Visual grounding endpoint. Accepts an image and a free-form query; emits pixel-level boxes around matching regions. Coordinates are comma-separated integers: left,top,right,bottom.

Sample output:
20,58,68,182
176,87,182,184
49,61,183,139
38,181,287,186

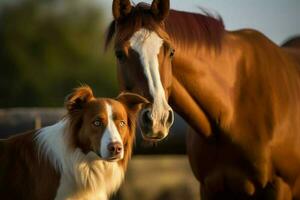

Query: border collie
0,86,148,200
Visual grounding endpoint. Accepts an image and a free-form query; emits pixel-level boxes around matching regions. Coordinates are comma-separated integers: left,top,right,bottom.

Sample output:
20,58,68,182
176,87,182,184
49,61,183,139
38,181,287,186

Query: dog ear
65,86,94,113
116,92,149,114
112,0,132,21
151,0,170,21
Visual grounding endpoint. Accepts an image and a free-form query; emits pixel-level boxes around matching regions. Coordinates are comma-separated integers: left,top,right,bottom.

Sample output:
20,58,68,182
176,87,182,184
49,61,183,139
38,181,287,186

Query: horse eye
119,120,126,127
170,48,175,58
93,120,103,127
115,50,126,62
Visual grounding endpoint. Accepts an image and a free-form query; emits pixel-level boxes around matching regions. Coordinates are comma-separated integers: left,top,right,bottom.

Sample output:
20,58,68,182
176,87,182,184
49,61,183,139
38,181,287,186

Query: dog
0,86,148,200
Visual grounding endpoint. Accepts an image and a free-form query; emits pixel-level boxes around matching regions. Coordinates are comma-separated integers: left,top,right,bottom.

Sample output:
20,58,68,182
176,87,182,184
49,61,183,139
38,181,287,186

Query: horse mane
105,3,225,51
165,9,225,50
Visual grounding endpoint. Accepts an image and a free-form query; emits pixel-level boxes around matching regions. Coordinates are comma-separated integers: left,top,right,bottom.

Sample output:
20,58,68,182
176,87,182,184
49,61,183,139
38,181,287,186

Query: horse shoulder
221,29,269,73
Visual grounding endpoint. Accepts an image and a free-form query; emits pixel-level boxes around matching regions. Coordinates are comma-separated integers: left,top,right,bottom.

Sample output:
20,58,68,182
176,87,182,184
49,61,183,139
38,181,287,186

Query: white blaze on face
129,28,171,122
100,103,124,159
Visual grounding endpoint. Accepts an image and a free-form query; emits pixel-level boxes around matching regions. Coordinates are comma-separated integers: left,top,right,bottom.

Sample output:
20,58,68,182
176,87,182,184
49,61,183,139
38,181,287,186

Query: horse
105,0,300,199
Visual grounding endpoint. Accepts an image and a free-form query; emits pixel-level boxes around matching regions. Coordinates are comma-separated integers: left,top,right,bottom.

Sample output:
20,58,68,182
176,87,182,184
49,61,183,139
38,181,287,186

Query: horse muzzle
139,105,174,141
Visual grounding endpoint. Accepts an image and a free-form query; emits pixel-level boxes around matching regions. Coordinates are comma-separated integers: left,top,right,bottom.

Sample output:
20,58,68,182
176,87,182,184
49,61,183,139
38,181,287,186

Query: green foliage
0,0,117,107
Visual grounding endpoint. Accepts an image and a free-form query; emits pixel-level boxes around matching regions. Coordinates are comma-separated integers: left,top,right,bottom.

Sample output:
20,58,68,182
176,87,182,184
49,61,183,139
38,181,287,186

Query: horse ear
112,0,132,21
116,92,149,113
151,0,170,21
65,86,94,113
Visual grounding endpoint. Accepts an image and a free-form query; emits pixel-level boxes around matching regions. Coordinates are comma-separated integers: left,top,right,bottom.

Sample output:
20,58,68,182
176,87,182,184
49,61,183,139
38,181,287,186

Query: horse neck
169,36,239,137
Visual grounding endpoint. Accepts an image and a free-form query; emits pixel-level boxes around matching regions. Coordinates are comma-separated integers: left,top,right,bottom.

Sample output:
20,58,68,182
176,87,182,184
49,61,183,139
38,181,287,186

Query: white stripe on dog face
100,103,124,159
129,28,171,119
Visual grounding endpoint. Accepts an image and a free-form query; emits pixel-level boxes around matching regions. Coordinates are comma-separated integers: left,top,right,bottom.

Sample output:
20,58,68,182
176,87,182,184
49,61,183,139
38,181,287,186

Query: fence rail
0,108,188,155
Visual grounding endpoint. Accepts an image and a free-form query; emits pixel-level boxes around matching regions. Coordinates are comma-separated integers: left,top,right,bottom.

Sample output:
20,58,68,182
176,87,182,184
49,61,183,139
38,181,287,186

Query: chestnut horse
105,0,300,199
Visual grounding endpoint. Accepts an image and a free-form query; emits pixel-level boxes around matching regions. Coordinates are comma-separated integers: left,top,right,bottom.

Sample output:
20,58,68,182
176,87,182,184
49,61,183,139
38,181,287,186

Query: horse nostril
142,110,153,125
166,109,174,126
107,142,122,155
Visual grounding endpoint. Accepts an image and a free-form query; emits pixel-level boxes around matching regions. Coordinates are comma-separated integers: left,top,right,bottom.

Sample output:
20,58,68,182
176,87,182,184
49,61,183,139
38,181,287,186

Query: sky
99,0,300,45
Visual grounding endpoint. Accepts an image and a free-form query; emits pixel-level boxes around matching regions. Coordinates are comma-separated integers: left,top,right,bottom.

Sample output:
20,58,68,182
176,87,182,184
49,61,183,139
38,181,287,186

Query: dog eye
119,120,126,127
93,120,103,127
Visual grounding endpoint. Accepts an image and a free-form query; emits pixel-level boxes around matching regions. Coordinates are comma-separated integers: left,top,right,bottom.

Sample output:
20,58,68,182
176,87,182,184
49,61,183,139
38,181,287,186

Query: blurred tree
0,0,117,107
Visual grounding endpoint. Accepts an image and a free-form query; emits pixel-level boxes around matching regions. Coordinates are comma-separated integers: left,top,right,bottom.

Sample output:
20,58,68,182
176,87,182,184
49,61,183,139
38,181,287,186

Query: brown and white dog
0,86,148,200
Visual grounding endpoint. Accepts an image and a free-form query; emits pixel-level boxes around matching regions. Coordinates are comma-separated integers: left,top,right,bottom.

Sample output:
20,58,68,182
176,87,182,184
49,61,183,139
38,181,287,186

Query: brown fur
107,1,300,199
0,131,60,200
282,36,300,48
281,36,300,64
106,3,224,50
66,87,148,170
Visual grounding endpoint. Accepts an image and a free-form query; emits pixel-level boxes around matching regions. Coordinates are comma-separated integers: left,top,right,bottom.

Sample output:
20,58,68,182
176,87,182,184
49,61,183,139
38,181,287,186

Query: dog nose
107,142,122,155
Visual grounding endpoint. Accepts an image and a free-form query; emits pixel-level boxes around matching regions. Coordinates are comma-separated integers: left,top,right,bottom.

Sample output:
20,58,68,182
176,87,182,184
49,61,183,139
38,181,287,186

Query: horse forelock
105,3,168,50
105,3,225,51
